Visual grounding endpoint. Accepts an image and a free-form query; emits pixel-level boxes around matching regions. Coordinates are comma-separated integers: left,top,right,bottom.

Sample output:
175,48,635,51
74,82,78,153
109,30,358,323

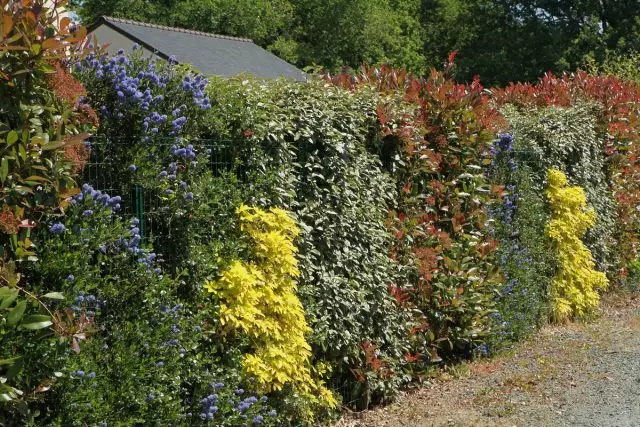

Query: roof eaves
102,16,254,43
89,16,170,61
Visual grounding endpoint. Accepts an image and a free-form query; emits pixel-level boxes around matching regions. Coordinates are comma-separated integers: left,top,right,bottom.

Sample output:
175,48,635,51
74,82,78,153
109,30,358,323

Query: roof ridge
102,16,254,43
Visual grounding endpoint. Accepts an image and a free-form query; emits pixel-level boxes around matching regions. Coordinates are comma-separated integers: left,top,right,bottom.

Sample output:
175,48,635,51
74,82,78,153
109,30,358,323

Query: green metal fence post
135,185,145,241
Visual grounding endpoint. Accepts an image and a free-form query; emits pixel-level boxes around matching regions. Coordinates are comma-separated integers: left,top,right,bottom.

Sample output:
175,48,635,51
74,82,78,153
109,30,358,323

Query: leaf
1,14,12,38
0,158,8,183
43,292,64,300
0,289,18,309
7,300,26,326
24,175,51,183
67,26,87,43
5,358,22,380
42,38,60,50
60,17,71,33
41,140,64,151
0,45,28,51
20,314,53,330
62,133,91,146
0,287,15,298
6,130,18,145
0,357,20,366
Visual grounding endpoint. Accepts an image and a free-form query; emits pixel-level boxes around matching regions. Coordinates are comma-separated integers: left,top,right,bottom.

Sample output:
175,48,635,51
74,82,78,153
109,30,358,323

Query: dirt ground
335,293,640,427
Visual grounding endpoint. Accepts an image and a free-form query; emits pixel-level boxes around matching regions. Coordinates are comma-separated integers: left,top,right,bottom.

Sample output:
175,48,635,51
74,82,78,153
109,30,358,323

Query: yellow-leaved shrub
545,169,608,322
205,205,337,414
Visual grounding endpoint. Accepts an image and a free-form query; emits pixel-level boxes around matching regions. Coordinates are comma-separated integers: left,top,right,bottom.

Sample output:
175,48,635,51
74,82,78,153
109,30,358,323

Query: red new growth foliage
74,102,99,128
361,342,382,372
350,341,395,384
327,64,503,361
62,138,90,173
47,61,87,104
388,284,410,305
0,207,21,235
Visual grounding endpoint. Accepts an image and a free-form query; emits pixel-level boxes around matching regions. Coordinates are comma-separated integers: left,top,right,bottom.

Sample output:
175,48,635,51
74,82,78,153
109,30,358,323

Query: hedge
2,4,640,424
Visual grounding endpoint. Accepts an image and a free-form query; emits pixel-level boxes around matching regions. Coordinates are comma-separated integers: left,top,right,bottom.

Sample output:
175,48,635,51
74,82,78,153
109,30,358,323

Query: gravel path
336,294,640,427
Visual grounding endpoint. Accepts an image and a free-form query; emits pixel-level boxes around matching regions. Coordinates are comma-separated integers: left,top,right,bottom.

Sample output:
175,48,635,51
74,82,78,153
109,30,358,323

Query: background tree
71,0,640,84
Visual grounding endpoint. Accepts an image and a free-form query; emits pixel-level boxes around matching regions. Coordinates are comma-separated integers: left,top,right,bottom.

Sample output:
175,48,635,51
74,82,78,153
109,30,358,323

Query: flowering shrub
486,134,554,347
545,169,608,321
3,183,278,425
68,47,635,422
76,47,210,140
206,205,336,420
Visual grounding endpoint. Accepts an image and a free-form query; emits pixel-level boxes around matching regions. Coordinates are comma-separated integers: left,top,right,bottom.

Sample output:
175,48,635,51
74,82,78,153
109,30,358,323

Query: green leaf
0,289,18,309
43,292,64,300
6,130,18,145
0,287,15,298
24,175,50,183
41,140,64,151
6,300,26,326
20,314,53,330
0,357,20,366
0,158,8,183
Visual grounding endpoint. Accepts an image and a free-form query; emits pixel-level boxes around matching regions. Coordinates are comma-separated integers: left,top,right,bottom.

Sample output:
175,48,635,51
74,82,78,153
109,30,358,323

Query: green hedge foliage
203,79,412,407
4,10,636,421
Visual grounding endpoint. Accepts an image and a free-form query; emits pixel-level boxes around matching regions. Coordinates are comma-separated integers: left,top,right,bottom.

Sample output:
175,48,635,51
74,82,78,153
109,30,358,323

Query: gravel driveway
336,294,640,427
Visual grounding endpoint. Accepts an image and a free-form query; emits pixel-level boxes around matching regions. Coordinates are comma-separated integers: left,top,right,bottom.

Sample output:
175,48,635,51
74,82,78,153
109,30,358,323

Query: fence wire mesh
83,137,238,244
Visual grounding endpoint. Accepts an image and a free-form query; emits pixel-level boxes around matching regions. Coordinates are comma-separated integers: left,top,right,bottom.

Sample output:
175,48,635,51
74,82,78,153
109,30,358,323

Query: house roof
89,16,306,81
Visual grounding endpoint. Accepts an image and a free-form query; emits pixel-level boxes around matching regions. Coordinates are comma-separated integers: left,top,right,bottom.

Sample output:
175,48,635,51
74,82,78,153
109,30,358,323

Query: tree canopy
72,0,640,84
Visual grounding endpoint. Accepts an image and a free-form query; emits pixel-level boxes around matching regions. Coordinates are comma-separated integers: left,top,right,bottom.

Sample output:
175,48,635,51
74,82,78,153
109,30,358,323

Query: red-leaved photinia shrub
493,71,640,269
327,57,505,364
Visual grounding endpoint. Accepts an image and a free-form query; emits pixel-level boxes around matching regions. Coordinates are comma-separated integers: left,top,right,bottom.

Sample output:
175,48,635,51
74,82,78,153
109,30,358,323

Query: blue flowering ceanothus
50,223,67,234
75,48,211,145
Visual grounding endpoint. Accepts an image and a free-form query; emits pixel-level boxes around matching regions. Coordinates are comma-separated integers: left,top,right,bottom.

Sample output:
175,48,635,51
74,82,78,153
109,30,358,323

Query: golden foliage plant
545,169,608,321
205,205,337,412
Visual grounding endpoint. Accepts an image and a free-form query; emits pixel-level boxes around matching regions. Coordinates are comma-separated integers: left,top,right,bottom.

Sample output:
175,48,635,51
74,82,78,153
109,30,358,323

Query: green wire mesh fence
83,137,238,243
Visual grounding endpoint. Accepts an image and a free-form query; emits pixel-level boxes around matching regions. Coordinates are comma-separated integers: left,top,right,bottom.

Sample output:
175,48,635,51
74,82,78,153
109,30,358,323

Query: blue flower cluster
170,143,197,160
123,218,163,274
50,223,67,234
71,369,97,380
156,159,195,202
70,292,101,318
199,393,219,420
487,133,547,347
196,382,276,425
72,184,121,211
78,49,210,142
159,303,183,316
159,304,186,354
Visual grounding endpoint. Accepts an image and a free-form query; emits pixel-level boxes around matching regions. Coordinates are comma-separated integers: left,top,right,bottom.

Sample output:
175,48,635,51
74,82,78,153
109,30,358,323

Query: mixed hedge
2,2,640,425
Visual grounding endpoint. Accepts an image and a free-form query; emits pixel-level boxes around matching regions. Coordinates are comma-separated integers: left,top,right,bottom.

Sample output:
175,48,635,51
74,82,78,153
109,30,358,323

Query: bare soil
335,293,640,427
